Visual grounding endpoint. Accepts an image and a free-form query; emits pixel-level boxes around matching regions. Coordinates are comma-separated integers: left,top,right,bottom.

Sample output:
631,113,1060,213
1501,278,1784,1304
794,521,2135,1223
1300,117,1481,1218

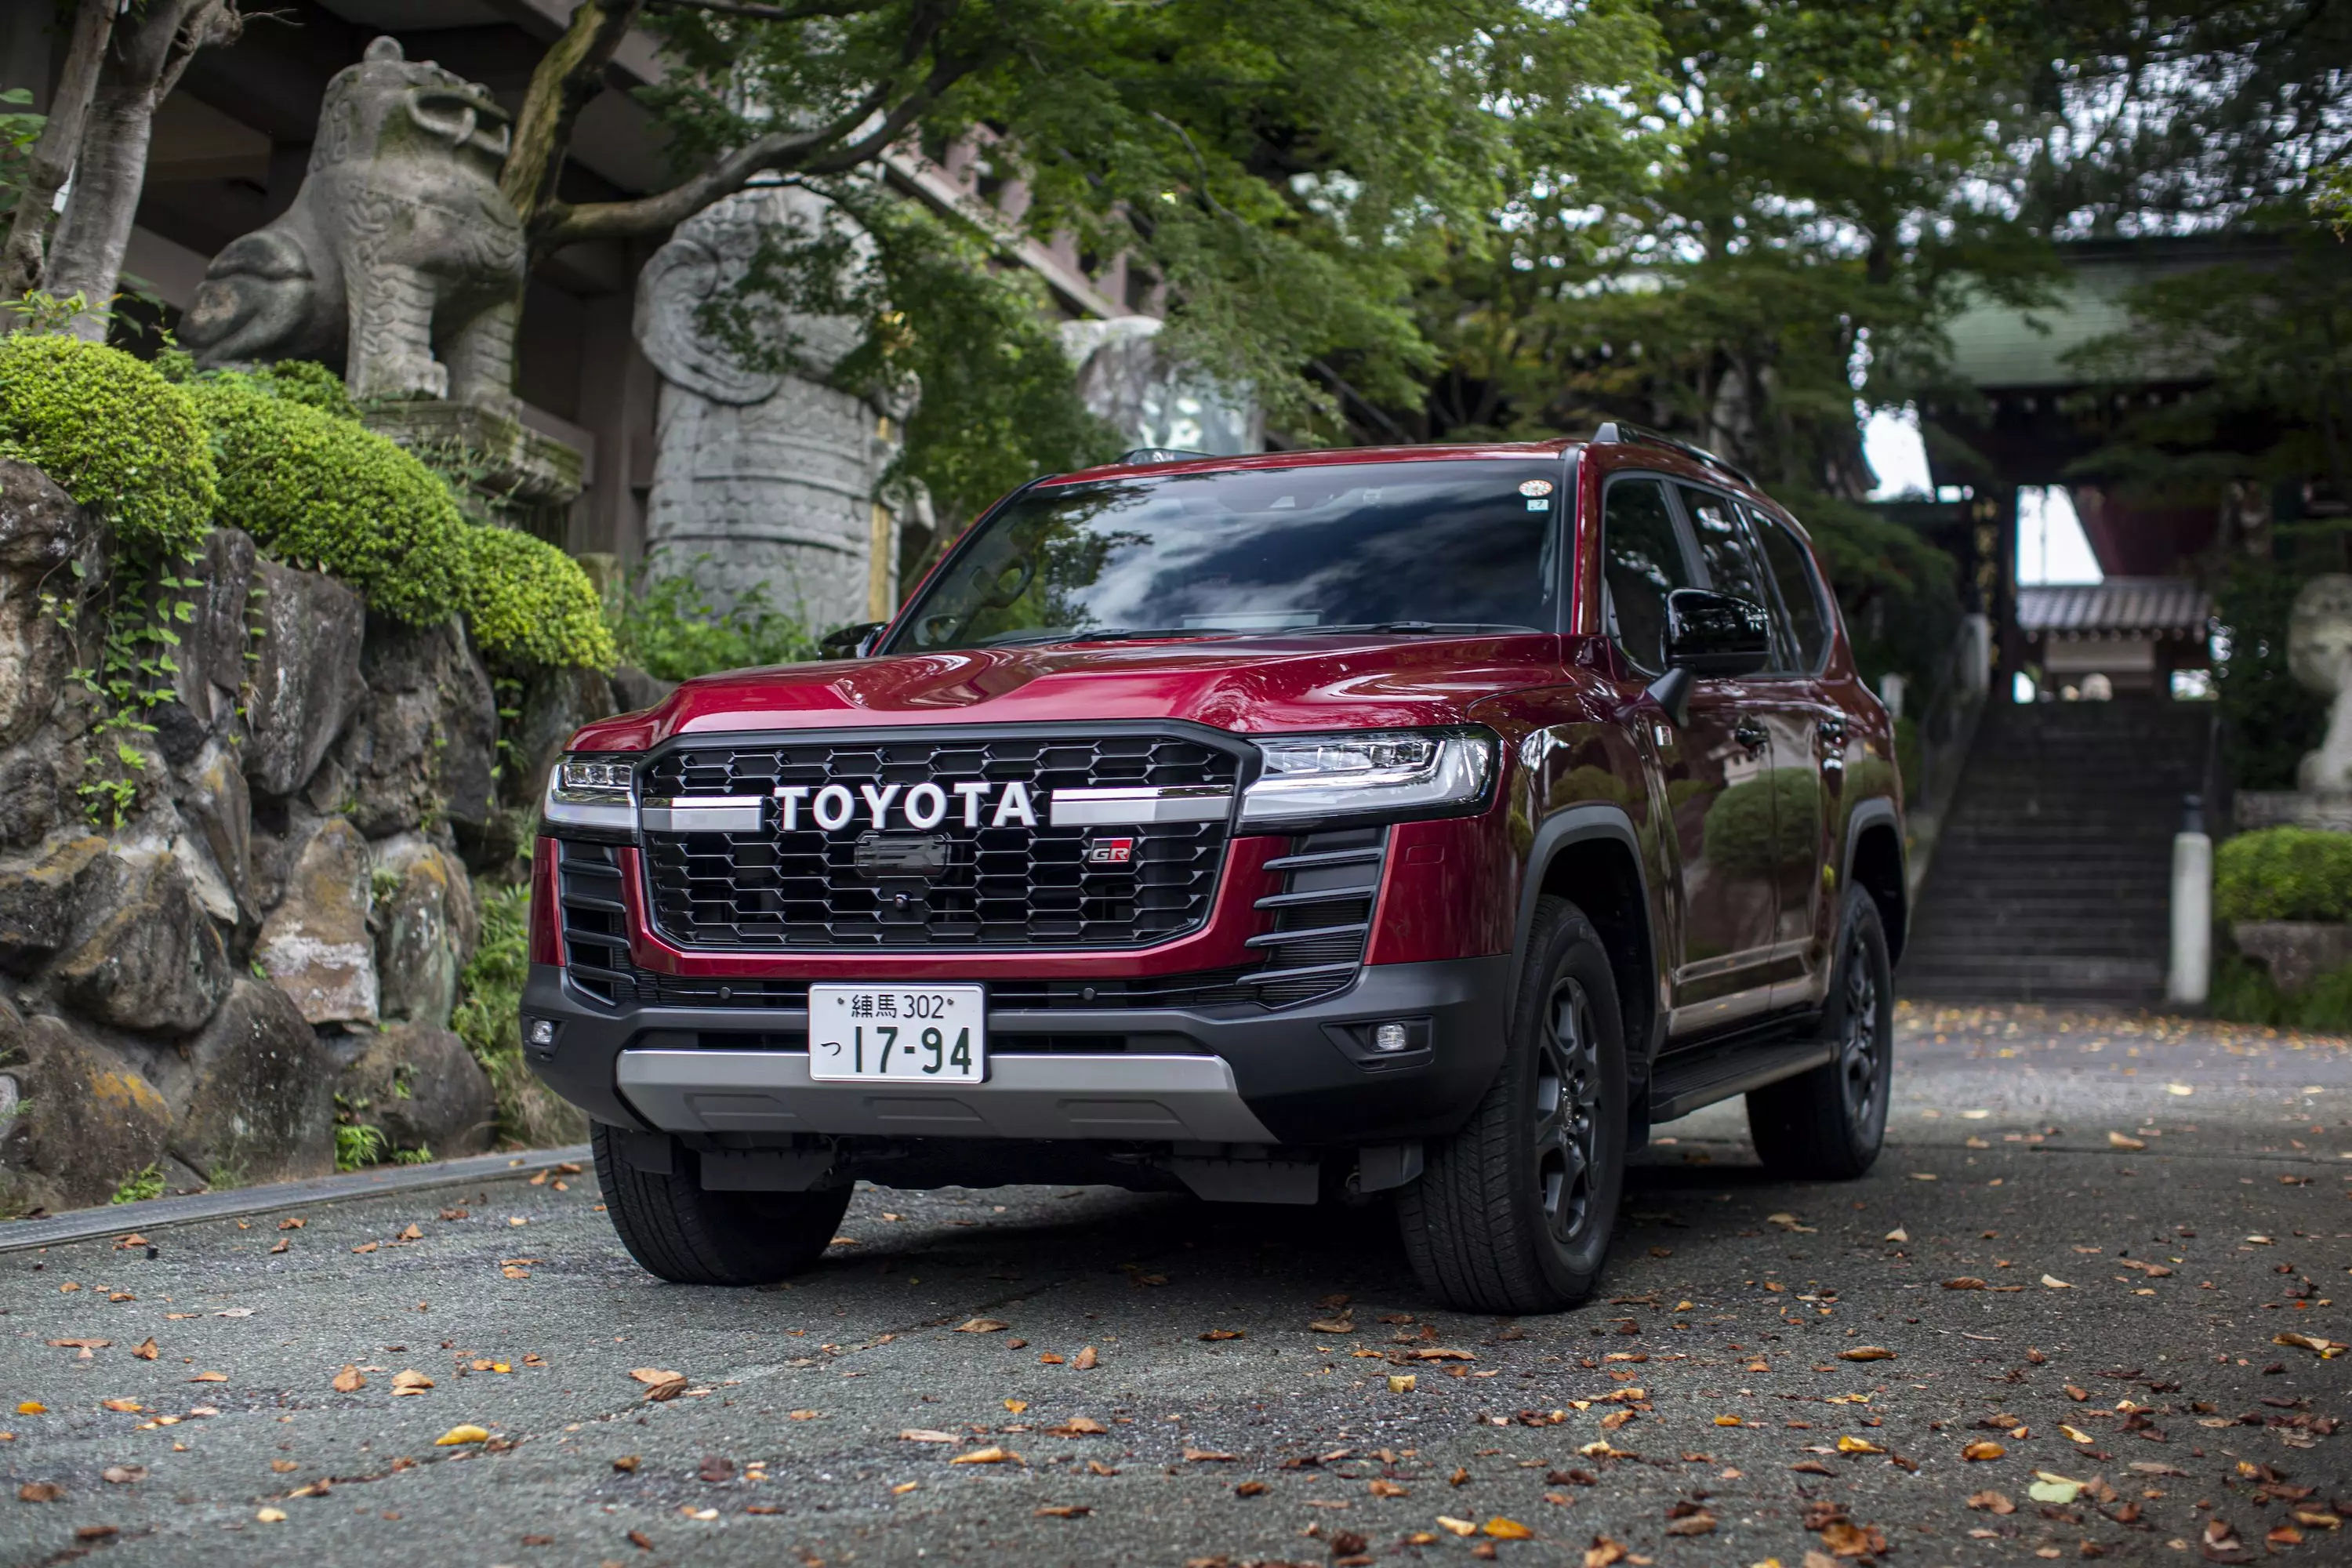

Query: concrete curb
0,1144,593,1254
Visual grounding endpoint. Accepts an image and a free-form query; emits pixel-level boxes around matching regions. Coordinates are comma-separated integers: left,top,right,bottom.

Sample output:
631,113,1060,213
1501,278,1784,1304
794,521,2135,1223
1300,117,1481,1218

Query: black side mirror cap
1664,588,1772,677
818,620,886,660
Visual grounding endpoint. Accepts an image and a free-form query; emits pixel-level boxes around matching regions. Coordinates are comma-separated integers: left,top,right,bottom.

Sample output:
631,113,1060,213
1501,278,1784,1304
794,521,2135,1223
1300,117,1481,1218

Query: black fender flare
1506,803,1663,1059
1840,795,1907,952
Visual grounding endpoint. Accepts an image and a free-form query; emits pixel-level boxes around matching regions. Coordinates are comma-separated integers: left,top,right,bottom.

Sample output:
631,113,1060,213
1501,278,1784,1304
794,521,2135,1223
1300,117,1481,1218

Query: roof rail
1589,420,1758,489
1119,446,1218,466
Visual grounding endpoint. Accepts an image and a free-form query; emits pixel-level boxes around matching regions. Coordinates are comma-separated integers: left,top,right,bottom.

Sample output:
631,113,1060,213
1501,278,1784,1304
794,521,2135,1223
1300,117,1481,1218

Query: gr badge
1085,836,1136,866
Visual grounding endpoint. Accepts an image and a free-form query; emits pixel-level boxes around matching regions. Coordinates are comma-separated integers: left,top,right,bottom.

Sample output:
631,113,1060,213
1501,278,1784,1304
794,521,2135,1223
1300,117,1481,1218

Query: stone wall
0,460,618,1214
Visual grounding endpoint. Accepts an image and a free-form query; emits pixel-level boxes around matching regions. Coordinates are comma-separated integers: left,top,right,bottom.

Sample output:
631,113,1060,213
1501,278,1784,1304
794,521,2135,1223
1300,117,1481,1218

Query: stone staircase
1899,698,2213,1007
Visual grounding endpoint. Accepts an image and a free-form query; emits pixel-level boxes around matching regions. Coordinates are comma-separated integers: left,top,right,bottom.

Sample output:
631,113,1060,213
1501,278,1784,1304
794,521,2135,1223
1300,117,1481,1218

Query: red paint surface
528,836,561,967
1365,809,1515,966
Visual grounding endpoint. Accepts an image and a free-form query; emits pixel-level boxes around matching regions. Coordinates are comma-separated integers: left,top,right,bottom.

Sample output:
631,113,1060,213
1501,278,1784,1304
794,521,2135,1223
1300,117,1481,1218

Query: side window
1600,477,1696,674
1679,483,1787,666
1749,506,1831,673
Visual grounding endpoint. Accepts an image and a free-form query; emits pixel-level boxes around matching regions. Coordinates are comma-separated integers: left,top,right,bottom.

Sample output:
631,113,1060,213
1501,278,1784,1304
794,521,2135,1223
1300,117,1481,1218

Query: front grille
637,732,1240,949
557,840,635,1007
1248,829,1388,1005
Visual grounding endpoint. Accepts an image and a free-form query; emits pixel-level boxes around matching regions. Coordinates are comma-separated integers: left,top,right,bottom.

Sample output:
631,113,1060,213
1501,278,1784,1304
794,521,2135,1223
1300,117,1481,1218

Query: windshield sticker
1518,478,1555,497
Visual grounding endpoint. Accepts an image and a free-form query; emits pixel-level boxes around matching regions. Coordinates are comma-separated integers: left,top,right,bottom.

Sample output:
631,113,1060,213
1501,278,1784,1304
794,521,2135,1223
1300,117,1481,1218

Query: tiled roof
2016,577,2211,637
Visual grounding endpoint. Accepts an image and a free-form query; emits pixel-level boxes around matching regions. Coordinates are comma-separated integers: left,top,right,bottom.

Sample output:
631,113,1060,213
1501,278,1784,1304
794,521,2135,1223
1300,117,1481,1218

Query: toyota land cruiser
522,423,1906,1313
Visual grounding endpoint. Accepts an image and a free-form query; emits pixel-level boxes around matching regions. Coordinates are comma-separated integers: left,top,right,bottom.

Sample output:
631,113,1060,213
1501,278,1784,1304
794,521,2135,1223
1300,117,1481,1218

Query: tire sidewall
1825,887,1894,1167
1511,906,1628,1300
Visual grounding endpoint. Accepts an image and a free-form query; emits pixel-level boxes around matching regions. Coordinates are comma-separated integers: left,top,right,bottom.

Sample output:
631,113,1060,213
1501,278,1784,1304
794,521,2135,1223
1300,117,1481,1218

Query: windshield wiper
1305,621,1541,636
972,626,1210,648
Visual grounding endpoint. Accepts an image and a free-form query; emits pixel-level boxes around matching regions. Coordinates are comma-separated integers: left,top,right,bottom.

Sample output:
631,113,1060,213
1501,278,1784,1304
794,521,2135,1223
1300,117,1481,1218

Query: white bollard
2168,795,2211,1008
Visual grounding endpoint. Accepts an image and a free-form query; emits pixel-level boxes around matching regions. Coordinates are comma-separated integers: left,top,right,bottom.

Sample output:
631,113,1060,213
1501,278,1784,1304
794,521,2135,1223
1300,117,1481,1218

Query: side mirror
818,621,885,660
1664,588,1772,677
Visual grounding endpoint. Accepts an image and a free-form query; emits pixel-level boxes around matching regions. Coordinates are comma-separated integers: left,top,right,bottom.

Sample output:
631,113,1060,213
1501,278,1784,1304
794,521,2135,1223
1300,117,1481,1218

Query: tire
1396,896,1628,1313
591,1123,851,1286
1747,884,1893,1180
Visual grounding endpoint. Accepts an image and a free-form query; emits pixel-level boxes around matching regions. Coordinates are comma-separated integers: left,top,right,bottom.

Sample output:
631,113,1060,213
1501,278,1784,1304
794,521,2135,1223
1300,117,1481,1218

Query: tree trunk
42,0,241,341
0,0,117,306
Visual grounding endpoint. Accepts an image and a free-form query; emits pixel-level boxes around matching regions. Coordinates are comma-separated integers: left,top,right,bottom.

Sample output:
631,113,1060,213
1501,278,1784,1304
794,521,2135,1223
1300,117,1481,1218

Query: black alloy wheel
1533,976,1605,1251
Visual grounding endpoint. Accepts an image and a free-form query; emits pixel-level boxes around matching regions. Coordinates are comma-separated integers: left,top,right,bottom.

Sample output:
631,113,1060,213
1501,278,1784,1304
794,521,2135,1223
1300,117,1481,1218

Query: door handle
1733,718,1768,752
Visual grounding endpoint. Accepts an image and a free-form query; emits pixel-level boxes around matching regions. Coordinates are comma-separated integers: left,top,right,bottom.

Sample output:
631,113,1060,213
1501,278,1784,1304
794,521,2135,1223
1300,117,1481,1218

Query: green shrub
190,376,466,626
459,525,616,673
452,882,586,1147
2214,827,2352,924
0,333,216,553
608,560,815,681
2209,947,2352,1033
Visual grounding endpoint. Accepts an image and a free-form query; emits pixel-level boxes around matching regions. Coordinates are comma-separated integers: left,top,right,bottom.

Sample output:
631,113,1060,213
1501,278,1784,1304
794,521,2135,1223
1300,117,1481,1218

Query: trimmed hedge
459,524,615,673
0,333,217,554
188,375,466,627
2215,826,2352,924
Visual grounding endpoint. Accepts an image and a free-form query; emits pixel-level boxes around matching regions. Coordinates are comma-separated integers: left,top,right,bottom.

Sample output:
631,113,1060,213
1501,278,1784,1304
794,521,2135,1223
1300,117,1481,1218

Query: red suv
524,425,1905,1313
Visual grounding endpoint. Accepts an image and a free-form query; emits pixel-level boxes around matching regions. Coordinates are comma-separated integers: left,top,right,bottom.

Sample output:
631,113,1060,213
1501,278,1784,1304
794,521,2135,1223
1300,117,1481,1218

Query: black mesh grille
637,733,1240,949
557,840,635,1007
1249,829,1387,1005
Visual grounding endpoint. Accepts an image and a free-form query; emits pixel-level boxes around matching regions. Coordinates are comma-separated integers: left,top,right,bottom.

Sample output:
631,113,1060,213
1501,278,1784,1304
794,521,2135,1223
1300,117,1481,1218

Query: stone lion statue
635,184,919,630
2291,574,2352,795
178,38,525,412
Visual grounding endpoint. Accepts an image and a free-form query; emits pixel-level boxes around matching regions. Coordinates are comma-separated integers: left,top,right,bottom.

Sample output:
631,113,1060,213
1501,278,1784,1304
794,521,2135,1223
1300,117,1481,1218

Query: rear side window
1678,485,1773,610
1750,506,1831,673
1600,477,1695,673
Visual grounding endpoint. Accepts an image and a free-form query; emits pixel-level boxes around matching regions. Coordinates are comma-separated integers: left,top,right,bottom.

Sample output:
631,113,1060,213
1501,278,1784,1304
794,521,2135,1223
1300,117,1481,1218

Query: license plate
807,985,985,1083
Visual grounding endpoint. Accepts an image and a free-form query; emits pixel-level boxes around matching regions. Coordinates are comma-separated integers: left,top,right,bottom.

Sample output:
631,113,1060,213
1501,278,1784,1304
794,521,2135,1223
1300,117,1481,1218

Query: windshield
890,458,1567,652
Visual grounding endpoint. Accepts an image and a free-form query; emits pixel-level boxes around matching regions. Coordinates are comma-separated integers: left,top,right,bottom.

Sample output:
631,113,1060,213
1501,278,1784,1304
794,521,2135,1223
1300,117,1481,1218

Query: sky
1864,408,2102,585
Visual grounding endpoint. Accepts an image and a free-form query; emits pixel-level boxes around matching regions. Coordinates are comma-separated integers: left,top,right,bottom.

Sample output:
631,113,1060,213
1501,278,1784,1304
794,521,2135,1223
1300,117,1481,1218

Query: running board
1647,1039,1835,1124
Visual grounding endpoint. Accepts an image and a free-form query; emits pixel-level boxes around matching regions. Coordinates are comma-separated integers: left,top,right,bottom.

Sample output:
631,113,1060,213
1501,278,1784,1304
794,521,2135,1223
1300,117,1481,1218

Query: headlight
1239,729,1496,829
544,754,637,837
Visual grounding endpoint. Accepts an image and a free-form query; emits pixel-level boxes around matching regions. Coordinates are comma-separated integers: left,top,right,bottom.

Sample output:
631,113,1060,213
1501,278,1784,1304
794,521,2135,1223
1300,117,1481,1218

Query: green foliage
2209,949,2352,1034
1701,768,1816,878
457,525,616,673
334,1121,387,1172
189,374,466,626
0,332,216,554
2214,828,2352,924
606,561,815,681
390,1145,434,1166
452,882,585,1148
2212,560,2328,791
0,85,42,224
1780,488,1962,694
107,1163,165,1206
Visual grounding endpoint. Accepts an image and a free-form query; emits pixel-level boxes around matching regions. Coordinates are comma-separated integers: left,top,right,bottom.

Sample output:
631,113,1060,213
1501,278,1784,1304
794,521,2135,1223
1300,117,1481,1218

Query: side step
1648,1039,1833,1124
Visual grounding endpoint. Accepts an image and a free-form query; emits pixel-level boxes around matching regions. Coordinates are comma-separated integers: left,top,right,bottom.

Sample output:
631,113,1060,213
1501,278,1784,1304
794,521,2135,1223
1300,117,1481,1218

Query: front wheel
1747,884,1893,1179
592,1124,851,1286
1396,896,1628,1313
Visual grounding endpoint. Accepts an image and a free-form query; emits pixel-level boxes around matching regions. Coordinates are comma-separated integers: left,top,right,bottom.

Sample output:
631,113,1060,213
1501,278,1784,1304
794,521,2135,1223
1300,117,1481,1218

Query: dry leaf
1599,1410,1635,1431
1839,1347,1896,1362
100,1465,145,1484
1485,1517,1535,1539
130,1339,156,1360
788,1410,819,1421
397,1224,423,1242
1583,1535,1627,1567
255,1507,286,1523
1047,1417,1107,1436
1964,1442,2006,1461
278,1218,303,1231
1370,1479,1410,1497
2108,1131,2146,1150
1308,1318,1356,1334
1967,1490,2016,1514
1073,1345,1098,1370
1086,1460,1116,1476
1200,1329,1244,1341
390,1370,434,1392
1944,1276,1987,1290
1036,1504,1092,1517
955,1318,1010,1334
1836,1436,1885,1455
1003,1399,1027,1414
1388,1374,1417,1393
1438,1516,1478,1537
612,1455,641,1472
188,1372,227,1383
1183,1446,1237,1462
18,1482,63,1502
2060,1424,2095,1444
100,1399,140,1413
2042,1275,2072,1289
2274,1332,2342,1356
434,1425,490,1446
1664,1512,1716,1537
332,1366,365,1393
899,1429,958,1443
949,1446,1011,1465
270,1461,298,1474
1233,1481,1268,1498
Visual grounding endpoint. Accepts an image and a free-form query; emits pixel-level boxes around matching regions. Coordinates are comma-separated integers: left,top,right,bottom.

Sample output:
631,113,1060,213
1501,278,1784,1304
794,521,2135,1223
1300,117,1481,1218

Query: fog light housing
525,1018,557,1048
1371,1022,1411,1054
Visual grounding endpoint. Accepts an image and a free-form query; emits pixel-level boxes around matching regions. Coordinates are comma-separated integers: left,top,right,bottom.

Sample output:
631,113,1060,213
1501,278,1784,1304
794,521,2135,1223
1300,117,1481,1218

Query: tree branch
0,0,116,302
503,0,648,238
533,0,978,252
641,0,895,21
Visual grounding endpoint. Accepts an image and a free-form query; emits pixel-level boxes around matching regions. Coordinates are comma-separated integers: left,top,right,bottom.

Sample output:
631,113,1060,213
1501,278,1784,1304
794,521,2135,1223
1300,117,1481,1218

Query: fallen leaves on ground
390,1370,434,1396
188,1372,227,1383
898,1429,957,1444
100,1399,140,1413
1484,1517,1534,1539
1183,1446,1237,1462
1308,1317,1356,1334
1036,1504,1091,1517
434,1425,490,1446
332,1366,365,1393
1963,1442,2006,1461
1437,1516,1477,1537
2042,1275,2073,1289
1200,1330,1244,1341
1073,1345,1098,1370
1581,1536,1628,1567
955,1319,1010,1334
130,1339,156,1360
949,1446,1014,1465
1233,1481,1267,1498
1969,1491,2016,1514
630,1367,687,1400
1370,1479,1410,1497
18,1483,62,1502
100,1466,144,1485
1944,1277,1987,1290
1836,1436,1885,1455
1045,1417,1106,1436
255,1507,286,1523
612,1455,641,1472
2108,1131,2147,1150
1838,1347,1896,1362
2274,1332,2343,1357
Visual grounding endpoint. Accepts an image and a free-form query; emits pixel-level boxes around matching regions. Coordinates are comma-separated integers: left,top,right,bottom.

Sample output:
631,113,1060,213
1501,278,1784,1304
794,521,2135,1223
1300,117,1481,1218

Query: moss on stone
0,333,217,554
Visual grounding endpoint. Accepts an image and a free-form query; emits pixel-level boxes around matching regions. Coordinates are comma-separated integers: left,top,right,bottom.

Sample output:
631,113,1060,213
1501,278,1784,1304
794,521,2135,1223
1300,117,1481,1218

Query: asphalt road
2,1003,2347,1568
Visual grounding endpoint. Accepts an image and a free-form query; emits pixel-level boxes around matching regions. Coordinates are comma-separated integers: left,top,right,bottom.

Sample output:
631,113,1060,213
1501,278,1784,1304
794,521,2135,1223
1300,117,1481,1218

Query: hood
570,633,1568,751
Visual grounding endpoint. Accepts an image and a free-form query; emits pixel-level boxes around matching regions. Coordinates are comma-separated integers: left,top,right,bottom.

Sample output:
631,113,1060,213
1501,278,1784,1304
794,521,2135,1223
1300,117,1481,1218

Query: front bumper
522,954,1509,1149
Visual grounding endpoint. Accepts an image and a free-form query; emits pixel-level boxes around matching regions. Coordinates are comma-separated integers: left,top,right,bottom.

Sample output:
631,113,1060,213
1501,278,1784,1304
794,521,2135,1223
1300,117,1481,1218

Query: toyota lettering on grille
776,780,1036,832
